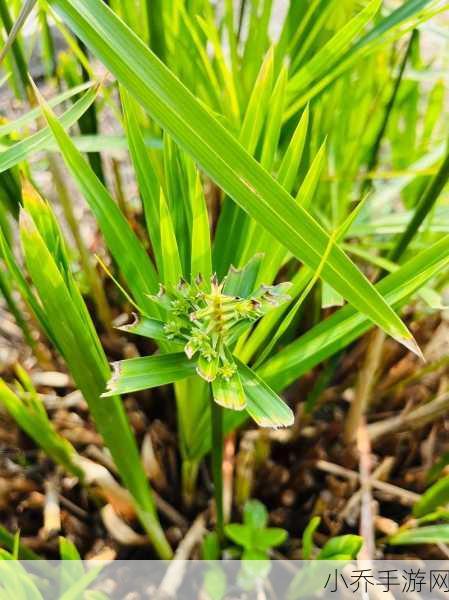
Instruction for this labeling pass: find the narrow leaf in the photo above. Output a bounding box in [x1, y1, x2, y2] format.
[390, 525, 449, 546]
[237, 360, 294, 428]
[159, 188, 183, 287]
[116, 314, 166, 341]
[0, 83, 99, 172]
[32, 80, 160, 314]
[191, 173, 212, 284]
[414, 476, 449, 518]
[103, 353, 196, 397]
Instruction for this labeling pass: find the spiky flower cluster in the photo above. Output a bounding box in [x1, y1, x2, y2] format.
[152, 274, 291, 386]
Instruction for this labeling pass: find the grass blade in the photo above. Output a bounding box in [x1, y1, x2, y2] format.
[0, 83, 100, 172]
[0, 81, 93, 137]
[0, 375, 83, 478]
[191, 173, 212, 283]
[103, 353, 196, 397]
[159, 188, 183, 286]
[390, 525, 449, 546]
[33, 82, 160, 315]
[259, 235, 449, 391]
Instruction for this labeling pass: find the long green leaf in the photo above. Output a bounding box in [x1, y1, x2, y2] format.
[159, 187, 183, 286]
[390, 525, 449, 546]
[0, 81, 93, 137]
[103, 353, 196, 397]
[0, 83, 99, 172]
[0, 377, 82, 478]
[259, 234, 449, 391]
[33, 84, 160, 315]
[48, 0, 417, 353]
[120, 86, 163, 271]
[191, 173, 212, 283]
[414, 476, 449, 518]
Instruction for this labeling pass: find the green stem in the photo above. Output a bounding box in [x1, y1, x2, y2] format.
[211, 397, 224, 543]
[136, 507, 173, 560]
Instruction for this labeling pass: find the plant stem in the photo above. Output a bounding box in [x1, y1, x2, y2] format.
[211, 397, 224, 543]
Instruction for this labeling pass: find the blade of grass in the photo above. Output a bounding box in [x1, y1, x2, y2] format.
[159, 188, 183, 286]
[0, 83, 100, 173]
[0, 81, 93, 137]
[389, 136, 449, 263]
[0, 376, 83, 479]
[32, 81, 160, 315]
[120, 87, 163, 272]
[103, 353, 196, 397]
[191, 172, 212, 284]
[259, 235, 449, 391]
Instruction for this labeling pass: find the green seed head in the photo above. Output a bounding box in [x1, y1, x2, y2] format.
[152, 273, 290, 383]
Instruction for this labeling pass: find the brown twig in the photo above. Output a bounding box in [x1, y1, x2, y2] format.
[345, 329, 386, 442]
[368, 390, 449, 441]
[156, 513, 207, 599]
[41, 478, 61, 539]
[223, 432, 235, 524]
[357, 419, 375, 560]
[341, 457, 394, 525]
[315, 460, 420, 506]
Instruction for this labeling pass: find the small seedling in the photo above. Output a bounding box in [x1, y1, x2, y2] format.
[224, 499, 287, 589]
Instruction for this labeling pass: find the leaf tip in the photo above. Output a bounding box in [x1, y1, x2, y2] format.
[399, 336, 425, 362]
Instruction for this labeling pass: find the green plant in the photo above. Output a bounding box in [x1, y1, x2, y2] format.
[0, 0, 448, 564]
[0, 536, 106, 599]
[104, 266, 294, 539]
[224, 500, 287, 590]
[387, 473, 449, 547]
[225, 499, 287, 560]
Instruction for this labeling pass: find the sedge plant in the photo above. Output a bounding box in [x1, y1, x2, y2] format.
[0, 0, 448, 560]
